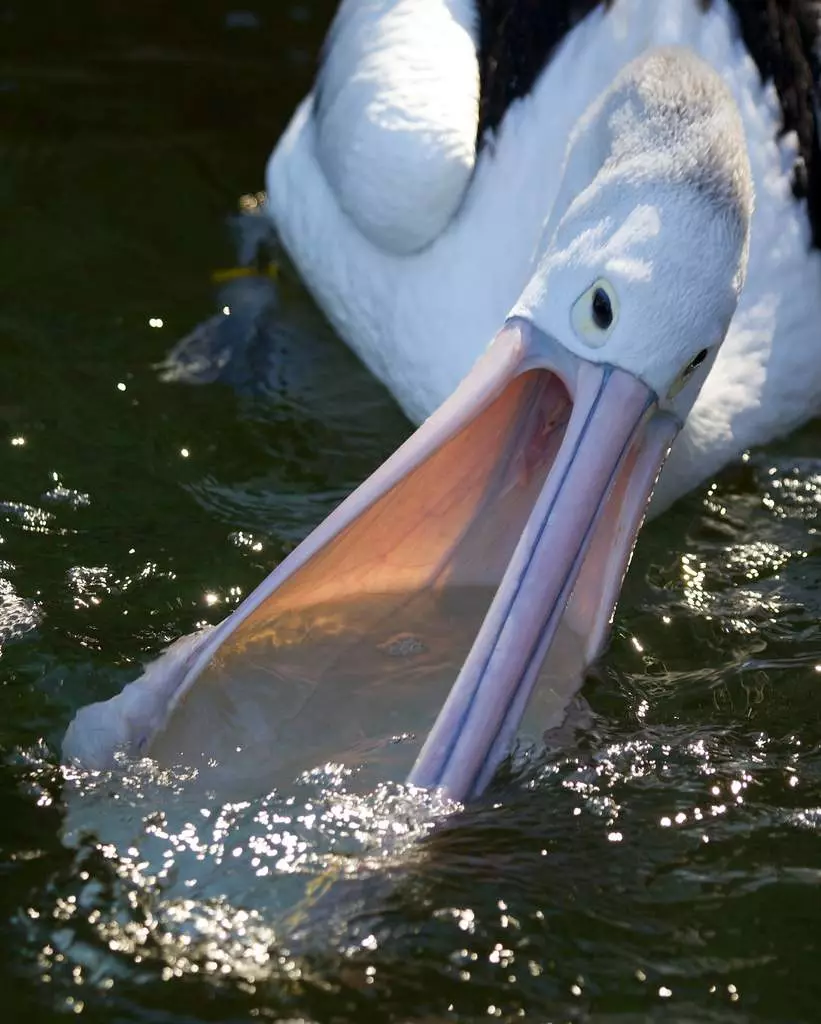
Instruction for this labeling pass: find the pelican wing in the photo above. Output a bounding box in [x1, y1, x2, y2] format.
[313, 0, 480, 254]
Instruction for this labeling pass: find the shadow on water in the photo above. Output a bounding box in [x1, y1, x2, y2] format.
[2, 3, 821, 1022]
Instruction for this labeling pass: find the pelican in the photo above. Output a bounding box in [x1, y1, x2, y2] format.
[64, 0, 821, 803]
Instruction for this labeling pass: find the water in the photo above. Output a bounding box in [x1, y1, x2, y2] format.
[2, 3, 821, 1022]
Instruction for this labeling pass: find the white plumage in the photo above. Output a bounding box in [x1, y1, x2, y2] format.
[266, 0, 821, 511]
[314, 0, 480, 253]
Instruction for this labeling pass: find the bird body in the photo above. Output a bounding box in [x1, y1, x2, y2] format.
[266, 0, 821, 510]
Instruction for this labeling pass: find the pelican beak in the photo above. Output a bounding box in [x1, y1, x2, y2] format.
[129, 318, 678, 800]
[406, 319, 679, 799]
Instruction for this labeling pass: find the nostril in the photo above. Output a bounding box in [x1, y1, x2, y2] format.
[687, 348, 709, 374]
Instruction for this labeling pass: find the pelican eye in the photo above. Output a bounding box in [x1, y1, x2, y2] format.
[571, 278, 618, 347]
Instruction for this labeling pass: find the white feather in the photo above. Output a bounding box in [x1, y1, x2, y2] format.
[314, 0, 479, 254]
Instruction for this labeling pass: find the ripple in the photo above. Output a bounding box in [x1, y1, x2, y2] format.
[0, 500, 54, 534]
[0, 576, 40, 647]
[40, 483, 91, 509]
[66, 561, 177, 610]
[187, 476, 348, 550]
[761, 461, 821, 520]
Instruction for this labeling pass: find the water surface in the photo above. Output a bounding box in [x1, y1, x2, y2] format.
[2, 4, 821, 1022]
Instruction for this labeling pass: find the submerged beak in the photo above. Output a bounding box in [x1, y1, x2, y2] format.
[143, 318, 679, 801]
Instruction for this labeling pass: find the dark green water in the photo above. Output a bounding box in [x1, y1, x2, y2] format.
[3, 4, 821, 1022]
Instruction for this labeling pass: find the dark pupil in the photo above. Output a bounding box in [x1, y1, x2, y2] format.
[591, 287, 613, 329]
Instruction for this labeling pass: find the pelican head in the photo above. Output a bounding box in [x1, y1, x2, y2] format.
[517, 47, 751, 415]
[63, 48, 754, 804]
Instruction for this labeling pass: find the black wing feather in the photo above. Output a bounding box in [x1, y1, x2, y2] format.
[725, 0, 821, 245]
